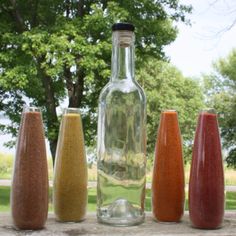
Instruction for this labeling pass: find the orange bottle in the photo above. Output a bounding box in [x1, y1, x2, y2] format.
[152, 110, 185, 222]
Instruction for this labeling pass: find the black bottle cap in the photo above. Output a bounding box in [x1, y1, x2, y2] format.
[112, 23, 135, 32]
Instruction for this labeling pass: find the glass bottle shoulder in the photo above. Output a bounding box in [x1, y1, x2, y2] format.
[99, 78, 146, 105]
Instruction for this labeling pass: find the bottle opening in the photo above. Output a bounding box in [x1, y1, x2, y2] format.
[161, 109, 177, 115]
[113, 31, 134, 48]
[63, 107, 80, 114]
[23, 106, 41, 113]
[162, 109, 177, 113]
[200, 108, 216, 114]
[112, 23, 135, 32]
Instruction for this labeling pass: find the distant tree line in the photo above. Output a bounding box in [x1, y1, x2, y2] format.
[0, 1, 235, 168]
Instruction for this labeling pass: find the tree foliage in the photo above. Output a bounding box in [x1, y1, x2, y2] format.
[0, 0, 192, 162]
[137, 59, 204, 162]
[203, 49, 236, 168]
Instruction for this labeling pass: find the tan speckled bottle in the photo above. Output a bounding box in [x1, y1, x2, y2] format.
[11, 106, 49, 230]
[53, 108, 88, 222]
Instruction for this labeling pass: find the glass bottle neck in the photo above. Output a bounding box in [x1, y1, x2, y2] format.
[111, 31, 135, 81]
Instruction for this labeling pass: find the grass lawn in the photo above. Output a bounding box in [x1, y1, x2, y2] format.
[1, 186, 236, 212]
[1, 152, 236, 185]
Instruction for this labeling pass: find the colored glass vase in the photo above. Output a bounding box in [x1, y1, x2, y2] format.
[11, 106, 48, 230]
[189, 109, 224, 229]
[97, 23, 146, 226]
[152, 110, 185, 222]
[53, 108, 88, 222]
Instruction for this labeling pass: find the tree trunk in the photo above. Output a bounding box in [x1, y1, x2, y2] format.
[41, 73, 59, 165]
[37, 58, 59, 165]
[8, 0, 26, 33]
[49, 139, 58, 165]
[64, 66, 85, 108]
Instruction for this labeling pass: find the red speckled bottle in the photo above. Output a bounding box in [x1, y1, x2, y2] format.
[189, 109, 224, 229]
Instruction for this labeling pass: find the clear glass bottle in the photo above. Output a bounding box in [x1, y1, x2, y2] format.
[97, 23, 146, 226]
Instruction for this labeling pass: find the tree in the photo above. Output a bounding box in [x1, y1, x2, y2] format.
[137, 59, 204, 162]
[203, 49, 236, 168]
[0, 0, 192, 163]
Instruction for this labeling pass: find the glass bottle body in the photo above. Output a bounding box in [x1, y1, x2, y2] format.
[97, 28, 146, 226]
[189, 109, 224, 229]
[53, 108, 88, 222]
[11, 107, 48, 230]
[152, 110, 185, 222]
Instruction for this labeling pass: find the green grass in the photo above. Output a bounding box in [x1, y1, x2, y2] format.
[0, 186, 10, 211]
[1, 186, 236, 212]
[0, 153, 14, 179]
[2, 153, 236, 184]
[184, 164, 236, 186]
[0, 187, 99, 212]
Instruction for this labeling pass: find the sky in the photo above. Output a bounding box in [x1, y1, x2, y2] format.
[165, 0, 236, 78]
[1, 0, 236, 154]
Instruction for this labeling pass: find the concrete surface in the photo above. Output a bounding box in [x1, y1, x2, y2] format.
[0, 212, 236, 236]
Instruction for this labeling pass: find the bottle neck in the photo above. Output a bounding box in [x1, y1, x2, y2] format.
[111, 31, 135, 81]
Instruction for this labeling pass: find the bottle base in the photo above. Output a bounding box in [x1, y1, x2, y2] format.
[154, 219, 181, 224]
[152, 213, 183, 224]
[55, 216, 86, 223]
[13, 224, 45, 231]
[190, 223, 223, 230]
[97, 215, 145, 227]
[97, 199, 145, 226]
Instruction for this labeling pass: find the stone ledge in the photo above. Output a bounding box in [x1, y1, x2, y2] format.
[1, 212, 236, 236]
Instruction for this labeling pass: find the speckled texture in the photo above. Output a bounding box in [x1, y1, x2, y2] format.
[0, 212, 236, 235]
[53, 113, 88, 222]
[152, 111, 185, 222]
[189, 112, 224, 229]
[11, 111, 48, 230]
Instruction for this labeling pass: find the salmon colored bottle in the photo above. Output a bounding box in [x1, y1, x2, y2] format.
[152, 110, 185, 222]
[189, 109, 224, 229]
[11, 106, 48, 230]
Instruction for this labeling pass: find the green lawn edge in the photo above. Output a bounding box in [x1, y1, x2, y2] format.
[1, 187, 236, 212]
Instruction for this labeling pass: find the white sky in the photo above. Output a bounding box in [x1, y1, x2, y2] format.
[1, 0, 236, 154]
[165, 0, 236, 78]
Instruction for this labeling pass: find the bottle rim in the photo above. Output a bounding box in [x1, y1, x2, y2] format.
[162, 109, 177, 113]
[112, 23, 135, 32]
[63, 107, 81, 114]
[112, 30, 134, 48]
[200, 108, 216, 114]
[23, 106, 41, 113]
